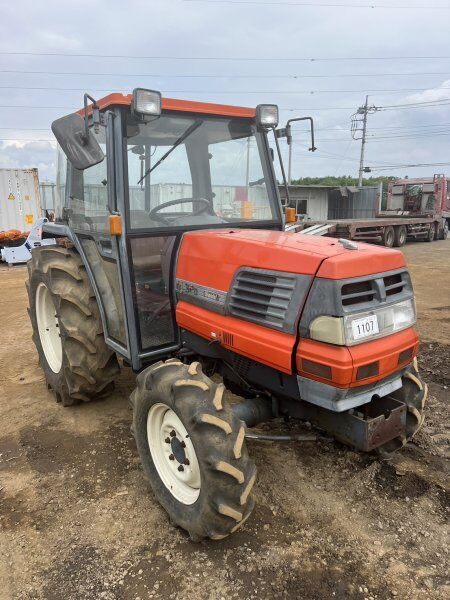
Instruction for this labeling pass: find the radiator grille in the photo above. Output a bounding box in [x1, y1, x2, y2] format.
[341, 270, 408, 309]
[383, 273, 405, 297]
[228, 270, 296, 330]
[341, 280, 376, 307]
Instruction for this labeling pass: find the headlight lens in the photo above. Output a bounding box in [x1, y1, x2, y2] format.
[256, 104, 279, 128]
[132, 88, 162, 117]
[310, 315, 345, 345]
[343, 299, 416, 346]
[309, 299, 416, 346]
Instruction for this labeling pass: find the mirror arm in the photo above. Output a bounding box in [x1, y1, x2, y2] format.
[286, 116, 317, 152]
[82, 93, 100, 145]
[271, 126, 290, 208]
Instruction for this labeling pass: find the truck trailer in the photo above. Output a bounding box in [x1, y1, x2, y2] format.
[292, 174, 449, 246]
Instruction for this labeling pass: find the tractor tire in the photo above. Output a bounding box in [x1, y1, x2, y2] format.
[131, 359, 256, 541]
[27, 245, 120, 406]
[381, 226, 395, 248]
[378, 360, 427, 454]
[393, 225, 407, 247]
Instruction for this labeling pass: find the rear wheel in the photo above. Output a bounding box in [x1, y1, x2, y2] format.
[131, 359, 256, 541]
[393, 225, 407, 247]
[425, 223, 436, 242]
[27, 246, 120, 406]
[438, 220, 448, 240]
[381, 226, 395, 247]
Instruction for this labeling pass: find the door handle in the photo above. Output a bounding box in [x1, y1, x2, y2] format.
[97, 238, 114, 258]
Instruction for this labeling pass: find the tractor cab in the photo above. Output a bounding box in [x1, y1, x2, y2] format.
[49, 90, 294, 370]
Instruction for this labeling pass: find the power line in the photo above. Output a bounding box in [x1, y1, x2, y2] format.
[1, 69, 449, 79]
[1, 51, 449, 61]
[369, 162, 450, 171]
[1, 85, 450, 94]
[183, 0, 450, 8]
[0, 98, 449, 113]
[5, 122, 450, 133]
[0, 138, 55, 143]
[296, 131, 450, 142]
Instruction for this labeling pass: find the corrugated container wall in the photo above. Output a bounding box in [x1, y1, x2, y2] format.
[0, 169, 42, 232]
[328, 186, 379, 219]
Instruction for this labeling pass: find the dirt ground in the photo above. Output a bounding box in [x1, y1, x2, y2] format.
[0, 239, 449, 600]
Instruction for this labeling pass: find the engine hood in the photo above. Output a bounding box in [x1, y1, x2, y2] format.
[176, 229, 406, 290]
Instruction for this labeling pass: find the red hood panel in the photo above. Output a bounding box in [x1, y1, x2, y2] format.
[176, 229, 406, 289]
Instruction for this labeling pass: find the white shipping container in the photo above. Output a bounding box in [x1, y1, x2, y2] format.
[0, 168, 42, 232]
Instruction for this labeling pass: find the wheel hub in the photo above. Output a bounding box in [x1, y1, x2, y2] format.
[35, 282, 62, 374]
[170, 436, 187, 464]
[147, 403, 201, 505]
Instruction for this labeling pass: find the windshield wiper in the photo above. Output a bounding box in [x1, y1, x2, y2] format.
[137, 120, 202, 185]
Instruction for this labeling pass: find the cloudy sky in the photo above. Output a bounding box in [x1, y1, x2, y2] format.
[0, 0, 449, 182]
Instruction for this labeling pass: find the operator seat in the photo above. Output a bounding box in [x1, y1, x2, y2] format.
[129, 210, 167, 273]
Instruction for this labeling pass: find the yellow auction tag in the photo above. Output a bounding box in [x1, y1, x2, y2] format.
[25, 214, 34, 225]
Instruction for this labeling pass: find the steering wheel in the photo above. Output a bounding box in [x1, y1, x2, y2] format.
[148, 197, 213, 223]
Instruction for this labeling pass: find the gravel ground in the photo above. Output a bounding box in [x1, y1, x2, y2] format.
[0, 239, 449, 600]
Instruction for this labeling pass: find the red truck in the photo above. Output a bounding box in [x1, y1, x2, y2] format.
[293, 174, 449, 246]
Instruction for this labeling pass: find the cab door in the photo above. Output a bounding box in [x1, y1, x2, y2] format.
[66, 115, 130, 359]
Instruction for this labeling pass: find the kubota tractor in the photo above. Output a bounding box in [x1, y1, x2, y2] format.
[27, 89, 427, 541]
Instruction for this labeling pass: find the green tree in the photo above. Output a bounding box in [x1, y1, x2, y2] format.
[290, 176, 395, 187]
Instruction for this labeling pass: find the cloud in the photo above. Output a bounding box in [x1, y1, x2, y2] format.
[402, 79, 450, 104]
[0, 1, 448, 180]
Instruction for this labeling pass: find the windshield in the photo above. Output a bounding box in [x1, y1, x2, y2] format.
[125, 113, 278, 229]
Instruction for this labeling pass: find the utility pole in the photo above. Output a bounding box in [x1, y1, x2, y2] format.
[351, 96, 377, 187]
[358, 95, 369, 187]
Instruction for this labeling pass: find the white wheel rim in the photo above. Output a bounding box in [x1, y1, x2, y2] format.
[147, 403, 201, 505]
[35, 282, 62, 373]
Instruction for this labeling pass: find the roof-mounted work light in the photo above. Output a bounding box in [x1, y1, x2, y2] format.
[256, 104, 279, 128]
[132, 88, 162, 118]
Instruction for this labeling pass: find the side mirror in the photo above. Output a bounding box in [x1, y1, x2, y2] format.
[51, 113, 104, 171]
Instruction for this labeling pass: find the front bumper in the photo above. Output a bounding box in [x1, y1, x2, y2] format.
[297, 370, 404, 412]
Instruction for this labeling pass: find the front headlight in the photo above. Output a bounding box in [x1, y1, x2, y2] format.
[132, 88, 162, 117]
[256, 104, 279, 128]
[310, 315, 345, 345]
[309, 299, 416, 346]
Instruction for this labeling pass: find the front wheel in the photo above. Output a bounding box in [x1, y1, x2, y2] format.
[378, 361, 427, 454]
[131, 359, 256, 541]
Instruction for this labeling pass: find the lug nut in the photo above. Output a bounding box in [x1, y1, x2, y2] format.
[177, 465, 184, 472]
[165, 437, 170, 443]
[184, 458, 190, 466]
[180, 441, 186, 448]
[169, 454, 175, 461]
[170, 430, 176, 437]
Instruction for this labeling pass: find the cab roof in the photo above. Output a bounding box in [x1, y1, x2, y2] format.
[81, 93, 256, 119]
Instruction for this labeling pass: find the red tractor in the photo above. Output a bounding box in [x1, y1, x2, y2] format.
[27, 89, 426, 541]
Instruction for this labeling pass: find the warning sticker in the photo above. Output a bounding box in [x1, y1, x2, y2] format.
[25, 214, 34, 225]
[8, 193, 14, 200]
[24, 195, 29, 201]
